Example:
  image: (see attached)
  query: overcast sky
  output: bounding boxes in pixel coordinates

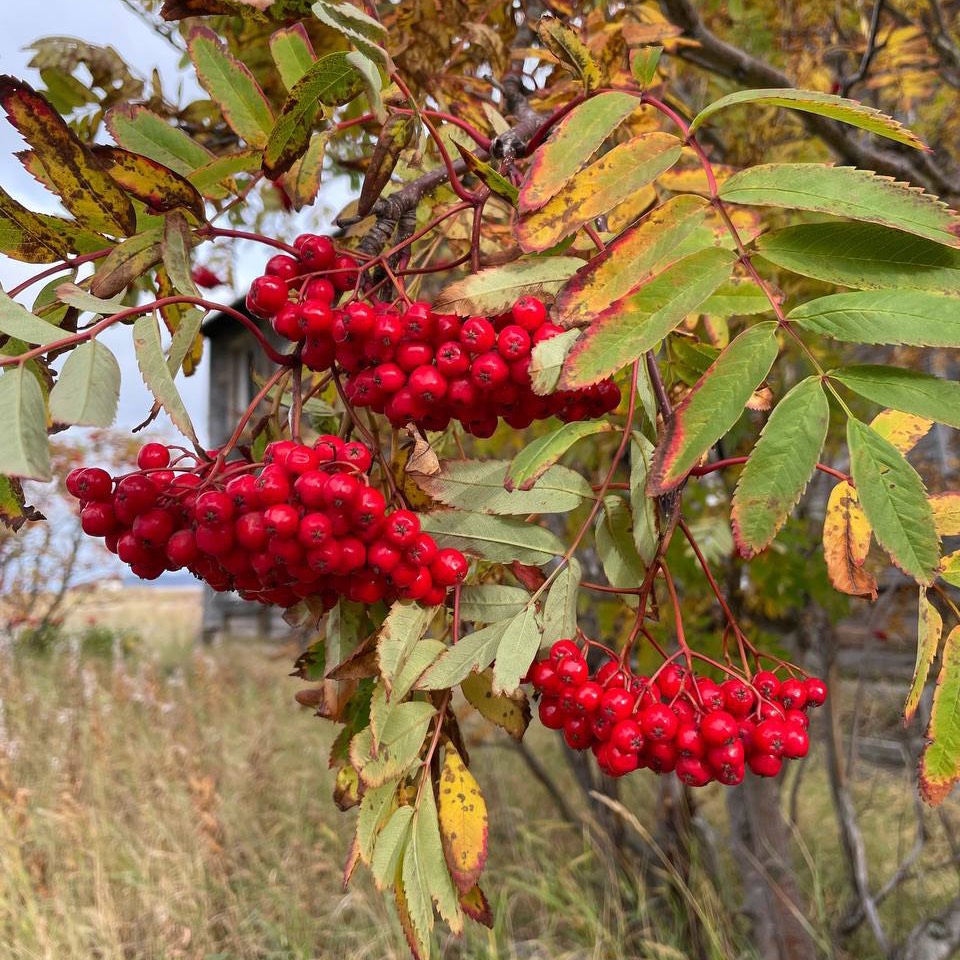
[0,3,349,454]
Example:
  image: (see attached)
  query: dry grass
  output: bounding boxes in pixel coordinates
[0,589,955,960]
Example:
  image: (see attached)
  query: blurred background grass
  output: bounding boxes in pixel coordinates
[0,586,953,960]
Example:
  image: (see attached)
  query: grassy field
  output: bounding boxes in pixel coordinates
[0,587,956,960]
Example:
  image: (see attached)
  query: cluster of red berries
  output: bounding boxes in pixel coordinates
[244,238,620,437]
[65,437,468,609]
[528,640,827,786]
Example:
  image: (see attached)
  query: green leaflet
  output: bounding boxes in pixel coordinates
[132,314,199,445]
[419,511,564,565]
[920,625,960,805]
[263,52,365,177]
[519,91,639,213]
[433,258,582,317]
[529,329,579,396]
[415,459,591,515]
[847,417,940,584]
[269,23,317,91]
[0,366,51,481]
[457,585,530,623]
[756,223,960,294]
[905,589,943,725]
[418,619,507,689]
[370,804,414,890]
[731,377,830,557]
[506,421,614,491]
[558,248,736,389]
[595,496,647,606]
[491,603,543,695]
[357,782,397,865]
[0,288,65,345]
[690,88,927,150]
[649,323,780,495]
[832,365,960,429]
[629,433,658,565]
[406,785,462,935]
[720,164,960,248]
[790,290,960,347]
[350,699,435,788]
[376,602,439,701]
[541,559,581,647]
[49,340,120,428]
[188,27,274,148]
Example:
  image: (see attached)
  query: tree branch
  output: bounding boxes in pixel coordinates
[658,0,960,199]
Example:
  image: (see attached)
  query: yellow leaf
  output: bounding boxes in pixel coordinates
[460,668,531,741]
[905,588,943,724]
[870,409,933,455]
[822,480,877,600]
[930,493,960,537]
[437,746,488,894]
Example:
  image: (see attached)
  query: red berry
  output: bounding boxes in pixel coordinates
[611,719,644,753]
[549,639,580,662]
[396,341,435,372]
[722,678,755,717]
[166,529,199,567]
[246,275,288,318]
[595,661,627,689]
[563,717,592,750]
[235,512,268,551]
[782,723,810,759]
[137,443,170,470]
[779,679,807,711]
[430,549,468,587]
[529,660,557,691]
[804,677,828,708]
[323,474,360,509]
[675,723,705,759]
[265,254,300,281]
[511,296,547,331]
[460,317,496,354]
[752,719,787,757]
[640,703,679,742]
[497,324,531,360]
[676,758,712,787]
[600,688,634,722]
[80,502,116,537]
[331,254,359,291]
[384,509,420,548]
[748,753,783,778]
[753,670,781,700]
[539,697,565,730]
[195,491,234,527]
[556,657,588,687]
[264,503,300,539]
[436,341,470,378]
[405,533,438,567]
[573,681,602,715]
[75,467,114,502]
[470,352,509,391]
[342,442,373,474]
[700,710,738,747]
[297,235,336,272]
[408,365,447,402]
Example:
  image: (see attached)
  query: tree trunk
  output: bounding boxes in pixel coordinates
[726,775,818,960]
[897,899,960,960]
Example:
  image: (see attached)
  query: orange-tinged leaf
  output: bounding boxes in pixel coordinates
[822,480,878,599]
[920,625,960,805]
[516,132,682,253]
[459,885,493,928]
[536,18,602,92]
[90,146,206,223]
[930,493,960,537]
[869,408,933,454]
[518,91,638,213]
[905,588,942,724]
[555,194,708,326]
[0,76,135,236]
[460,669,531,741]
[394,865,426,960]
[438,746,488,894]
[605,183,658,234]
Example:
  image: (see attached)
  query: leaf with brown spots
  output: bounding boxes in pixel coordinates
[870,409,934,454]
[0,184,72,263]
[516,132,681,253]
[0,76,135,236]
[437,746,488,893]
[536,18,602,92]
[930,492,960,537]
[460,668,531,741]
[920,625,960,805]
[822,480,878,600]
[89,228,164,299]
[91,146,206,223]
[905,588,942,725]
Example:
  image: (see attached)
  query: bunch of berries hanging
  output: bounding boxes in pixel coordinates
[66,437,468,608]
[528,640,827,786]
[244,235,621,438]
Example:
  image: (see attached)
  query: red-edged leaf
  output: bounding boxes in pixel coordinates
[648,322,780,495]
